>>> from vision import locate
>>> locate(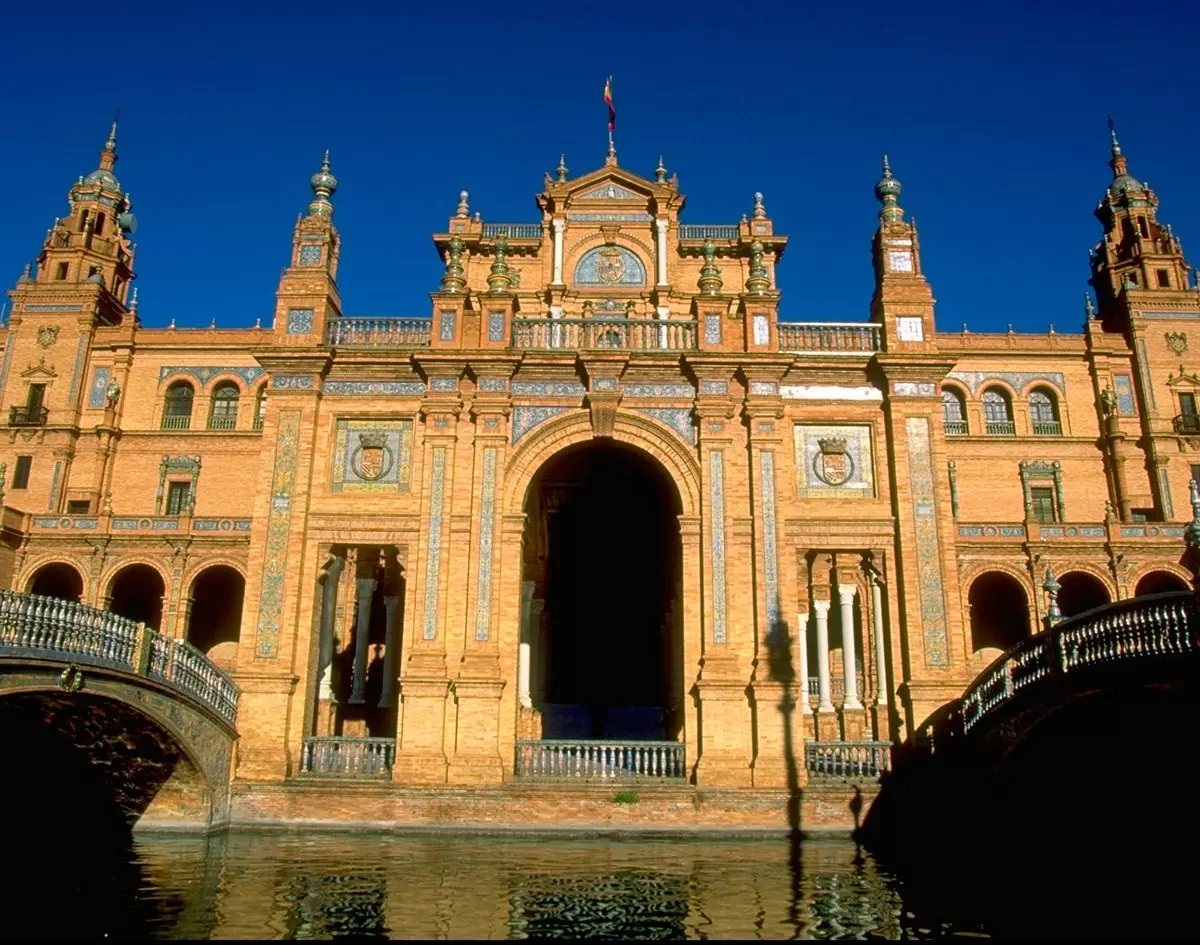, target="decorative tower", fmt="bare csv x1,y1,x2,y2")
272,151,343,344
870,156,937,351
